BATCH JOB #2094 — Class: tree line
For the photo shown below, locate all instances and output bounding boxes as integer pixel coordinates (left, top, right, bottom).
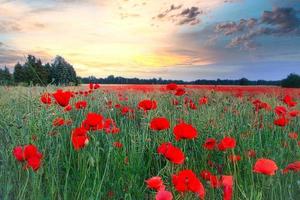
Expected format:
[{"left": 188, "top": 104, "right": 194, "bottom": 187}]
[
  {"left": 0, "top": 55, "right": 299, "bottom": 87},
  {"left": 0, "top": 55, "right": 78, "bottom": 86},
  {"left": 80, "top": 74, "right": 300, "bottom": 88}
]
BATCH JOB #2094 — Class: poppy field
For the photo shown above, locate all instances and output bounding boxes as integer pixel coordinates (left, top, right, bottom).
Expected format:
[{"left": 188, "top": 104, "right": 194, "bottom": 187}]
[{"left": 0, "top": 84, "right": 300, "bottom": 200}]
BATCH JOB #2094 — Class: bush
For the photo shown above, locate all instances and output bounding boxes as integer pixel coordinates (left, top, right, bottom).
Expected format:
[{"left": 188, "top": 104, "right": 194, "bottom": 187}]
[{"left": 281, "top": 73, "right": 300, "bottom": 88}]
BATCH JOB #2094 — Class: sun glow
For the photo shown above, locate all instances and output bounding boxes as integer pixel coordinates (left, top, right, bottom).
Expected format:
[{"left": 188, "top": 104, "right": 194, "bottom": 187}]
[{"left": 0, "top": 0, "right": 227, "bottom": 77}]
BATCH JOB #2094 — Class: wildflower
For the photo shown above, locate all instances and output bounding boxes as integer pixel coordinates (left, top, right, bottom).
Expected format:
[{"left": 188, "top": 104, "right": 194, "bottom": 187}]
[
  {"left": 157, "top": 142, "right": 185, "bottom": 164},
  {"left": 172, "top": 169, "right": 205, "bottom": 199},
  {"left": 150, "top": 117, "right": 170, "bottom": 131},
  {"left": 253, "top": 158, "right": 278, "bottom": 176},
  {"left": 218, "top": 137, "right": 236, "bottom": 151},
  {"left": 145, "top": 176, "right": 165, "bottom": 191},
  {"left": 40, "top": 93, "right": 51, "bottom": 105},
  {"left": 173, "top": 122, "right": 197, "bottom": 140},
  {"left": 71, "top": 127, "right": 89, "bottom": 150},
  {"left": 138, "top": 99, "right": 157, "bottom": 111},
  {"left": 203, "top": 138, "right": 216, "bottom": 150},
  {"left": 53, "top": 89, "right": 71, "bottom": 107}
]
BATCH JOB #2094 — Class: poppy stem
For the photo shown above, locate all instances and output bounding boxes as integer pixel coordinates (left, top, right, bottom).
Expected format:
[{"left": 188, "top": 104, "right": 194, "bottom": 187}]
[
  {"left": 18, "top": 169, "right": 29, "bottom": 199},
  {"left": 96, "top": 141, "right": 112, "bottom": 198}
]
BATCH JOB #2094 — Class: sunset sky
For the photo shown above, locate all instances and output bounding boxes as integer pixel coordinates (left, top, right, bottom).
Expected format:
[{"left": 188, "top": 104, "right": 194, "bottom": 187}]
[{"left": 0, "top": 0, "right": 300, "bottom": 80}]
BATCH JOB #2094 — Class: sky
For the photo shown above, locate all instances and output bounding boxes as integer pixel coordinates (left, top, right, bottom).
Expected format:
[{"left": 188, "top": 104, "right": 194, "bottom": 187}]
[{"left": 0, "top": 0, "right": 300, "bottom": 81}]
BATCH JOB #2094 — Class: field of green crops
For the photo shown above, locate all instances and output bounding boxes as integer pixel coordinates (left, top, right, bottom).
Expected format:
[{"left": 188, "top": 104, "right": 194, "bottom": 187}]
[{"left": 0, "top": 85, "right": 299, "bottom": 200}]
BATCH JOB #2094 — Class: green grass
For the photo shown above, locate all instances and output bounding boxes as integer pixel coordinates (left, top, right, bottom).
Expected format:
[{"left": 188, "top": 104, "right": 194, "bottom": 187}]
[{"left": 0, "top": 86, "right": 299, "bottom": 200}]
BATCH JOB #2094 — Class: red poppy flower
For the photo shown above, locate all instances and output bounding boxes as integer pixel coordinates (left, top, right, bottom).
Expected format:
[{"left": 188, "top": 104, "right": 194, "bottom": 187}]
[
  {"left": 89, "top": 83, "right": 100, "bottom": 90},
  {"left": 113, "top": 141, "right": 123, "bottom": 148},
  {"left": 247, "top": 149, "right": 256, "bottom": 158},
  {"left": 157, "top": 142, "right": 185, "bottom": 164},
  {"left": 75, "top": 101, "right": 87, "bottom": 109},
  {"left": 199, "top": 97, "right": 208, "bottom": 105},
  {"left": 221, "top": 175, "right": 233, "bottom": 200},
  {"left": 173, "top": 122, "right": 198, "bottom": 141},
  {"left": 94, "top": 83, "right": 100, "bottom": 89},
  {"left": 209, "top": 175, "right": 221, "bottom": 188},
  {"left": 106, "top": 126, "right": 120, "bottom": 134},
  {"left": 24, "top": 144, "right": 39, "bottom": 160},
  {"left": 274, "top": 106, "right": 287, "bottom": 116},
  {"left": 89, "top": 83, "right": 94, "bottom": 90},
  {"left": 103, "top": 118, "right": 120, "bottom": 134},
  {"left": 252, "top": 99, "right": 271, "bottom": 111},
  {"left": 71, "top": 127, "right": 89, "bottom": 150},
  {"left": 200, "top": 170, "right": 212, "bottom": 181},
  {"left": 145, "top": 176, "right": 165, "bottom": 191},
  {"left": 283, "top": 95, "right": 297, "bottom": 107},
  {"left": 289, "top": 110, "right": 299, "bottom": 117},
  {"left": 172, "top": 169, "right": 205, "bottom": 199},
  {"left": 288, "top": 132, "right": 298, "bottom": 140},
  {"left": 155, "top": 189, "right": 173, "bottom": 200},
  {"left": 150, "top": 117, "right": 170, "bottom": 131},
  {"left": 53, "top": 89, "right": 71, "bottom": 107},
  {"left": 217, "top": 137, "right": 236, "bottom": 151},
  {"left": 282, "top": 161, "right": 300, "bottom": 174},
  {"left": 13, "top": 144, "right": 43, "bottom": 171},
  {"left": 64, "top": 105, "right": 72, "bottom": 112},
  {"left": 120, "top": 106, "right": 134, "bottom": 115},
  {"left": 13, "top": 146, "right": 25, "bottom": 161},
  {"left": 53, "top": 117, "right": 65, "bottom": 126},
  {"left": 166, "top": 83, "right": 178, "bottom": 90},
  {"left": 40, "top": 93, "right": 51, "bottom": 105},
  {"left": 253, "top": 158, "right": 278, "bottom": 176},
  {"left": 203, "top": 138, "right": 216, "bottom": 150},
  {"left": 174, "top": 88, "right": 185, "bottom": 96},
  {"left": 106, "top": 100, "right": 113, "bottom": 108},
  {"left": 85, "top": 112, "right": 103, "bottom": 128},
  {"left": 189, "top": 102, "right": 197, "bottom": 110},
  {"left": 26, "top": 156, "right": 42, "bottom": 171},
  {"left": 274, "top": 117, "right": 289, "bottom": 127},
  {"left": 138, "top": 99, "right": 157, "bottom": 111},
  {"left": 172, "top": 99, "right": 179, "bottom": 106},
  {"left": 228, "top": 154, "right": 241, "bottom": 163}
]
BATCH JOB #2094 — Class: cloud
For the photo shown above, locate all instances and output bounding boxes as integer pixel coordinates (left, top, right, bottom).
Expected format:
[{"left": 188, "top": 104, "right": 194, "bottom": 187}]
[
  {"left": 261, "top": 7, "right": 300, "bottom": 33},
  {"left": 155, "top": 5, "right": 203, "bottom": 25},
  {"left": 0, "top": 46, "right": 51, "bottom": 68},
  {"left": 119, "top": 13, "right": 140, "bottom": 19},
  {"left": 177, "top": 7, "right": 203, "bottom": 25},
  {"left": 0, "top": 20, "right": 22, "bottom": 33},
  {"left": 215, "top": 7, "right": 300, "bottom": 49},
  {"left": 156, "top": 4, "right": 183, "bottom": 18},
  {"left": 215, "top": 18, "right": 257, "bottom": 35}
]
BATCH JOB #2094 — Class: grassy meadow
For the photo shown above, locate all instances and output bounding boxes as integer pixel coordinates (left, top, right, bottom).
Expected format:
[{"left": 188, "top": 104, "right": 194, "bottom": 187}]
[{"left": 0, "top": 85, "right": 299, "bottom": 200}]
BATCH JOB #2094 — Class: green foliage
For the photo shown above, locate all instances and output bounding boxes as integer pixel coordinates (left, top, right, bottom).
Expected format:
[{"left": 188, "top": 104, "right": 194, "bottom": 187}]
[
  {"left": 13, "top": 55, "right": 50, "bottom": 86},
  {"left": 0, "top": 66, "right": 12, "bottom": 85},
  {"left": 51, "top": 56, "right": 78, "bottom": 85},
  {"left": 12, "top": 55, "right": 77, "bottom": 86},
  {"left": 281, "top": 73, "right": 300, "bottom": 88},
  {"left": 13, "top": 63, "right": 24, "bottom": 83},
  {"left": 239, "top": 77, "right": 250, "bottom": 85}
]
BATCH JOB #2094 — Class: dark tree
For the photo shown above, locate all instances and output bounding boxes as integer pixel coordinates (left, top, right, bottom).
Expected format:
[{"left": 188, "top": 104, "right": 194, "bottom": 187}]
[
  {"left": 281, "top": 73, "right": 300, "bottom": 88},
  {"left": 51, "top": 56, "right": 78, "bottom": 85},
  {"left": 44, "top": 63, "right": 52, "bottom": 84},
  {"left": 0, "top": 66, "right": 12, "bottom": 85},
  {"left": 13, "top": 63, "right": 25, "bottom": 83},
  {"left": 239, "top": 78, "right": 250, "bottom": 86},
  {"left": 23, "top": 55, "right": 49, "bottom": 85}
]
